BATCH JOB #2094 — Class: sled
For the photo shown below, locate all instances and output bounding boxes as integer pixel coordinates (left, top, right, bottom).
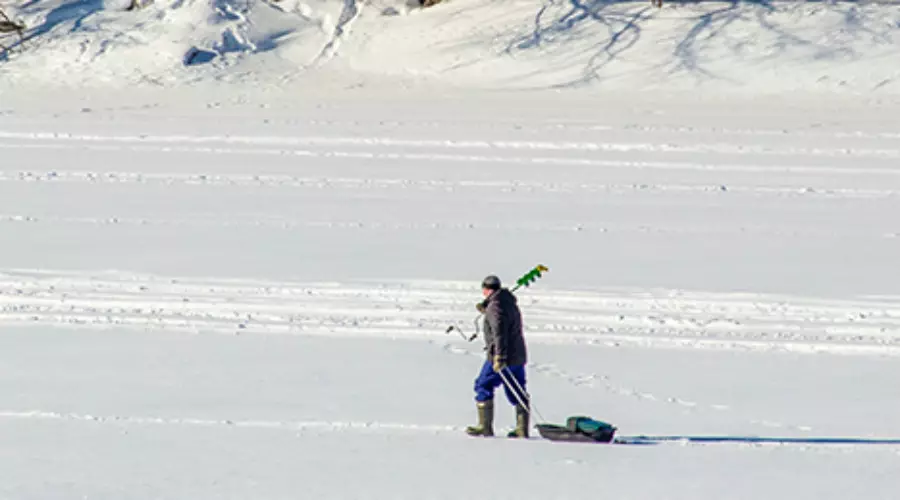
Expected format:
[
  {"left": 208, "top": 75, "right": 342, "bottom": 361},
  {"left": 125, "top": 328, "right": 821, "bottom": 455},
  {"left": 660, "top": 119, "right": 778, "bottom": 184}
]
[{"left": 536, "top": 416, "right": 617, "bottom": 443}]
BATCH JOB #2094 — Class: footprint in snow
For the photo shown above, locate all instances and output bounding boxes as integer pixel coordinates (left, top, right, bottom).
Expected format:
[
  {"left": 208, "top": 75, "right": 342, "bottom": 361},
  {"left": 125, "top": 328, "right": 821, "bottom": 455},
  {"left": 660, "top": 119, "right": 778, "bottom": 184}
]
[{"left": 667, "top": 397, "right": 697, "bottom": 407}]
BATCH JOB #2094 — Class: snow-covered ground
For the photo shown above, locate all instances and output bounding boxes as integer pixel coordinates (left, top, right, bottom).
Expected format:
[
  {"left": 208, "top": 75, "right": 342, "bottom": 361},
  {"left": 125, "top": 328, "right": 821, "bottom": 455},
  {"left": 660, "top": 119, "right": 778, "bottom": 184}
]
[
  {"left": 2, "top": 0, "right": 900, "bottom": 498},
  {"left": 2, "top": 92, "right": 900, "bottom": 499}
]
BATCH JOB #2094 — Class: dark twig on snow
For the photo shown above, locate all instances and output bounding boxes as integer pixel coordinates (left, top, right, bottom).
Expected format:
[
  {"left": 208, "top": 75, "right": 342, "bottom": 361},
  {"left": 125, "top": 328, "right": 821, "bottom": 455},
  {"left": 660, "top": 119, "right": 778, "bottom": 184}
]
[
  {"left": 126, "top": 0, "right": 154, "bottom": 11},
  {"left": 0, "top": 9, "right": 25, "bottom": 34},
  {"left": 0, "top": 7, "right": 26, "bottom": 55}
]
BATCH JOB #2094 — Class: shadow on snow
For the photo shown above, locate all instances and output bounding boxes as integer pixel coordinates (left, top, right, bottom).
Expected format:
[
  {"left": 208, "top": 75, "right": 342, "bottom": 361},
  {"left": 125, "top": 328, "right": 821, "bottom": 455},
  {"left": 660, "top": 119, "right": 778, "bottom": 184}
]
[
  {"left": 619, "top": 435, "right": 900, "bottom": 445},
  {"left": 499, "top": 0, "right": 898, "bottom": 88}
]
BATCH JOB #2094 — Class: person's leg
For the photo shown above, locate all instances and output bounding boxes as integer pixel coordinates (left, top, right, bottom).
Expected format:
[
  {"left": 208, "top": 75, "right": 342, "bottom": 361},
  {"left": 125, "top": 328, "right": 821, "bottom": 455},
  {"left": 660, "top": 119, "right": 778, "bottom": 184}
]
[
  {"left": 466, "top": 359, "right": 501, "bottom": 436},
  {"left": 501, "top": 365, "right": 529, "bottom": 438},
  {"left": 474, "top": 358, "right": 503, "bottom": 402}
]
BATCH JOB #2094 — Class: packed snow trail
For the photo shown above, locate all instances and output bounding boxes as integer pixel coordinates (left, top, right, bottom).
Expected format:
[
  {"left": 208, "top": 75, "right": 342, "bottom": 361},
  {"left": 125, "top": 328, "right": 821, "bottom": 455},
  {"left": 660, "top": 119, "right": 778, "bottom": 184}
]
[{"left": 2, "top": 269, "right": 900, "bottom": 354}]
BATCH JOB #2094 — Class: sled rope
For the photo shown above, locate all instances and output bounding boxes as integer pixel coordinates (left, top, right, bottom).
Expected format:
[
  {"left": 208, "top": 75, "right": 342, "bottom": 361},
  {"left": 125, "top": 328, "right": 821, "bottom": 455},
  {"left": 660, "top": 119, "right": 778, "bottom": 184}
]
[{"left": 498, "top": 366, "right": 546, "bottom": 424}]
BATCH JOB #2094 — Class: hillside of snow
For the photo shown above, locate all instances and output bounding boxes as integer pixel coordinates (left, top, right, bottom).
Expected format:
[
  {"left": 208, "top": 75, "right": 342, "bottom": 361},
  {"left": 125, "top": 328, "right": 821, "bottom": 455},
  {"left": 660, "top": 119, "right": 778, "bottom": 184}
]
[{"left": 1, "top": 0, "right": 900, "bottom": 93}]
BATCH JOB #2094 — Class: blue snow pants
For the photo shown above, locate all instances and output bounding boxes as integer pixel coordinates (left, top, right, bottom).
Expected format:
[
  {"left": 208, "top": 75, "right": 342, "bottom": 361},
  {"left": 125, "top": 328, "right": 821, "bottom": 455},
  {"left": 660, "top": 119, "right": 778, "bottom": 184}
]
[{"left": 474, "top": 359, "right": 528, "bottom": 406}]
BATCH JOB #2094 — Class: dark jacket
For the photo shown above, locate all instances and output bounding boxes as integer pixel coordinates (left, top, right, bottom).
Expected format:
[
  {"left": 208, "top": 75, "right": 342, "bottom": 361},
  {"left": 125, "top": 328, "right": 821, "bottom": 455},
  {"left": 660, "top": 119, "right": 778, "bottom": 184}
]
[{"left": 482, "top": 288, "right": 527, "bottom": 366}]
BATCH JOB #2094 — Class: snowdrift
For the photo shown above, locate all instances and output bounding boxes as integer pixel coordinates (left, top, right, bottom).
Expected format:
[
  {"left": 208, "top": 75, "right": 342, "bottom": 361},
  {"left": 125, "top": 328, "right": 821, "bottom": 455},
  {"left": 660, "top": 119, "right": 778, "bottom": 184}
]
[{"left": 1, "top": 0, "right": 899, "bottom": 93}]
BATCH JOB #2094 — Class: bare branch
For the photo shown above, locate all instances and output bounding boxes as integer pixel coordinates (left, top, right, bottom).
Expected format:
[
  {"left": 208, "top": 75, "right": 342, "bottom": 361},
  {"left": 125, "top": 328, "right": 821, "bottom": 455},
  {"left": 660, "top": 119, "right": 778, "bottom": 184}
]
[
  {"left": 0, "top": 7, "right": 25, "bottom": 56},
  {"left": 1, "top": 8, "right": 26, "bottom": 33}
]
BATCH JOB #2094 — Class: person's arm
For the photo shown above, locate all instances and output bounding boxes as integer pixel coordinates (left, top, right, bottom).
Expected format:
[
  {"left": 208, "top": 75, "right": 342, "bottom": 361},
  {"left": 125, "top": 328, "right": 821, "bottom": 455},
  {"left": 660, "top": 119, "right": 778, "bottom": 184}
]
[{"left": 485, "top": 301, "right": 507, "bottom": 370}]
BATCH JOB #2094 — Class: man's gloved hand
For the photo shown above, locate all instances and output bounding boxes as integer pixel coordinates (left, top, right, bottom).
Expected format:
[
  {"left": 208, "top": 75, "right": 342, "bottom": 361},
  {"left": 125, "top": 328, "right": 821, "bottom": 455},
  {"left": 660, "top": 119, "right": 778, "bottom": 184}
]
[
  {"left": 476, "top": 302, "right": 486, "bottom": 313},
  {"left": 493, "top": 355, "right": 507, "bottom": 373}
]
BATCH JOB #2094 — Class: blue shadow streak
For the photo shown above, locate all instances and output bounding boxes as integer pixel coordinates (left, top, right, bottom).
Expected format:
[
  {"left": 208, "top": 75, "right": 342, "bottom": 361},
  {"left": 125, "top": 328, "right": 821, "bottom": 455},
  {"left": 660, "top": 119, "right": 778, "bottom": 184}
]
[{"left": 621, "top": 435, "right": 900, "bottom": 445}]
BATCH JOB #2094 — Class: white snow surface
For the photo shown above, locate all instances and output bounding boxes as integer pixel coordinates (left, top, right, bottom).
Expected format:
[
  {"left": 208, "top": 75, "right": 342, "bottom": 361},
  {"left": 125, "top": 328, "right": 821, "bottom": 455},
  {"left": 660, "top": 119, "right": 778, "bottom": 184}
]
[
  {"left": 2, "top": 0, "right": 900, "bottom": 498},
  {"left": 2, "top": 91, "right": 900, "bottom": 499},
  {"left": 1, "top": 0, "right": 900, "bottom": 93}
]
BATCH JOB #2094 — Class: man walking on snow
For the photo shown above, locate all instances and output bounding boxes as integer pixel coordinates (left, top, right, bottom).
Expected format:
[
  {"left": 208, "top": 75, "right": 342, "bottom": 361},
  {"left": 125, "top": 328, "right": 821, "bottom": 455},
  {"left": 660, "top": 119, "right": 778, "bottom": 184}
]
[{"left": 466, "top": 275, "right": 530, "bottom": 438}]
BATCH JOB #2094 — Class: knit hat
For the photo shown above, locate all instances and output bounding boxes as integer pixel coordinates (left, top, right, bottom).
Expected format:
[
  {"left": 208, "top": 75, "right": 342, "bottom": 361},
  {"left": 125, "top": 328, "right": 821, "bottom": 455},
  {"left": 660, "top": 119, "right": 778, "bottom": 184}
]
[{"left": 481, "top": 275, "right": 501, "bottom": 290}]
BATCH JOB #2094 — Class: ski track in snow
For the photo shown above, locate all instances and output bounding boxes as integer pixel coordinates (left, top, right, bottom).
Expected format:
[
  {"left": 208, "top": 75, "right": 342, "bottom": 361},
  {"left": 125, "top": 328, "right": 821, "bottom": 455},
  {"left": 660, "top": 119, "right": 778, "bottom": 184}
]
[
  {"left": 2, "top": 129, "right": 900, "bottom": 161},
  {"left": 2, "top": 269, "right": 899, "bottom": 354},
  {"left": 2, "top": 129, "right": 900, "bottom": 209},
  {"left": 0, "top": 170, "right": 897, "bottom": 203},
  {"left": 0, "top": 410, "right": 459, "bottom": 435},
  {"left": 4, "top": 212, "right": 893, "bottom": 239},
  {"left": 4, "top": 408, "right": 898, "bottom": 450}
]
